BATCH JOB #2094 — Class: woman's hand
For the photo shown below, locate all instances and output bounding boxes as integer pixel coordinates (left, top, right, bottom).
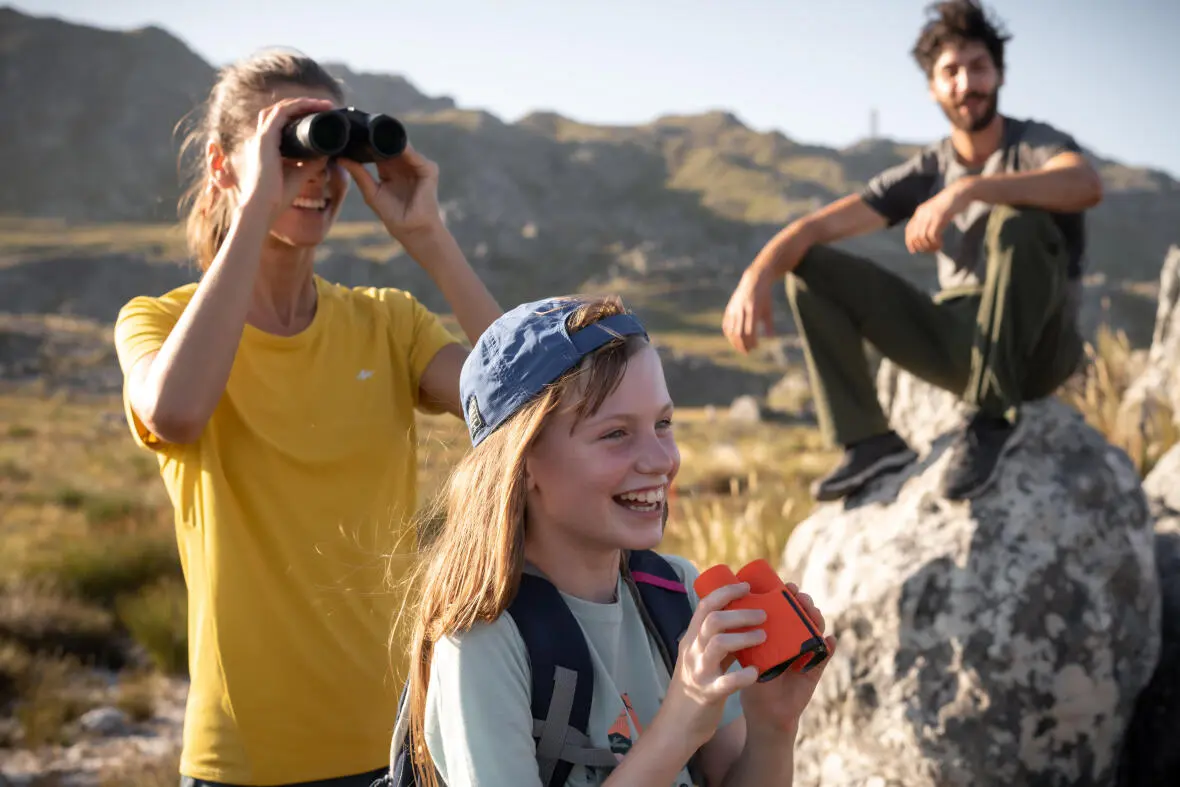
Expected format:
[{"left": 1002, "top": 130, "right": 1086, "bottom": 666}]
[
  {"left": 231, "top": 97, "right": 338, "bottom": 223},
  {"left": 738, "top": 583, "right": 835, "bottom": 740},
  {"left": 657, "top": 582, "right": 766, "bottom": 750},
  {"left": 340, "top": 144, "right": 444, "bottom": 245}
]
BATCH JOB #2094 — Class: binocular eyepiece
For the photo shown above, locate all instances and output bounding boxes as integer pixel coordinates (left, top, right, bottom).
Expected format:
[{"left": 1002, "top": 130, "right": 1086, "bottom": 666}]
[
  {"left": 280, "top": 107, "right": 408, "bottom": 163},
  {"left": 694, "top": 559, "right": 829, "bottom": 682}
]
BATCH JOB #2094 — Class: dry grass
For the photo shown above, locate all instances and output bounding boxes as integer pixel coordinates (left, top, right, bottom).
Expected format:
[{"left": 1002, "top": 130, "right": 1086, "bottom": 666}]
[
  {"left": 1059, "top": 323, "right": 1179, "bottom": 476},
  {"left": 660, "top": 411, "right": 834, "bottom": 570},
  {"left": 97, "top": 751, "right": 182, "bottom": 787},
  {"left": 0, "top": 216, "right": 395, "bottom": 267},
  {"left": 1, "top": 315, "right": 1173, "bottom": 760},
  {"left": 114, "top": 669, "right": 158, "bottom": 723},
  {"left": 0, "top": 384, "right": 832, "bottom": 755},
  {"left": 12, "top": 654, "right": 100, "bottom": 749},
  {"left": 116, "top": 579, "right": 188, "bottom": 675}
]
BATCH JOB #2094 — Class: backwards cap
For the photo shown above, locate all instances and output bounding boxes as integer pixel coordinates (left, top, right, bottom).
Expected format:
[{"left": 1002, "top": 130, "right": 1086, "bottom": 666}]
[{"left": 459, "top": 297, "right": 648, "bottom": 447}]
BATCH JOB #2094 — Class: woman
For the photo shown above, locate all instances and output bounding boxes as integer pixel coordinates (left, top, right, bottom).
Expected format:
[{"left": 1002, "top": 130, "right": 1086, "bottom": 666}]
[
  {"left": 403, "top": 295, "right": 835, "bottom": 786},
  {"left": 113, "top": 49, "right": 501, "bottom": 786}
]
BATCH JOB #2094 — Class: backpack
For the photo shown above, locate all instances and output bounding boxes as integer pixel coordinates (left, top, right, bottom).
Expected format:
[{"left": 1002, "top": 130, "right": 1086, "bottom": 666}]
[{"left": 377, "top": 549, "right": 704, "bottom": 787}]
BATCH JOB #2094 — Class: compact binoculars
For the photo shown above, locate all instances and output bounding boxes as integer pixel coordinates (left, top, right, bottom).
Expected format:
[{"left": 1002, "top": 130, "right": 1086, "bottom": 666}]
[
  {"left": 694, "top": 559, "right": 829, "bottom": 681},
  {"left": 280, "top": 107, "right": 408, "bottom": 162}
]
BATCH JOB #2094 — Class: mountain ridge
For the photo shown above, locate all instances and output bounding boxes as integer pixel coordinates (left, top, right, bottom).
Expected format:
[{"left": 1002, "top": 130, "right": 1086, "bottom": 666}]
[{"left": 1, "top": 4, "right": 1177, "bottom": 373}]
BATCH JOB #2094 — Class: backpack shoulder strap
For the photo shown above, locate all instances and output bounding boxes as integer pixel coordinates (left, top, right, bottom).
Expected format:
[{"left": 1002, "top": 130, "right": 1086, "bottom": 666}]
[
  {"left": 383, "top": 680, "right": 431, "bottom": 787},
  {"left": 623, "top": 550, "right": 706, "bottom": 787},
  {"left": 508, "top": 568, "right": 618, "bottom": 787},
  {"left": 625, "top": 550, "right": 693, "bottom": 667}
]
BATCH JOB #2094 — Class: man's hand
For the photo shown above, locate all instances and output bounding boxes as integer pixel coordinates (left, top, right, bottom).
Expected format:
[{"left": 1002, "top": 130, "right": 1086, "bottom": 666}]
[
  {"left": 905, "top": 179, "right": 974, "bottom": 254},
  {"left": 722, "top": 267, "right": 776, "bottom": 354}
]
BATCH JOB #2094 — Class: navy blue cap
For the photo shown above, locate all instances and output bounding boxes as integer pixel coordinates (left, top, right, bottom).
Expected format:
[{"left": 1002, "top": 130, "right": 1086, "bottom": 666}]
[{"left": 460, "top": 298, "right": 648, "bottom": 447}]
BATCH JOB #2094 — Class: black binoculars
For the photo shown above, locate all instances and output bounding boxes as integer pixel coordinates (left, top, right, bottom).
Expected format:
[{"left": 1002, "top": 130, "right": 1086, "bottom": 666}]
[{"left": 280, "top": 107, "right": 408, "bottom": 162}]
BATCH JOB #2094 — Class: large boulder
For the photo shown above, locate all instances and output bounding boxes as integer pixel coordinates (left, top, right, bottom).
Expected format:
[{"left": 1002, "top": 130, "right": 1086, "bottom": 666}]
[
  {"left": 782, "top": 373, "right": 1162, "bottom": 786},
  {"left": 1108, "top": 246, "right": 1180, "bottom": 786},
  {"left": 1115, "top": 444, "right": 1180, "bottom": 785}
]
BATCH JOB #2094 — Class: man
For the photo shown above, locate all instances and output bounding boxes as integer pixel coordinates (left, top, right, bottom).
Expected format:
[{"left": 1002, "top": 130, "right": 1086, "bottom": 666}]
[{"left": 722, "top": 0, "right": 1103, "bottom": 502}]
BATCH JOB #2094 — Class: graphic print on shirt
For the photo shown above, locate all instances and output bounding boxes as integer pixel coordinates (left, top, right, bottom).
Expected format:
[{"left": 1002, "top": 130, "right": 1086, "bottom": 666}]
[
  {"left": 607, "top": 693, "right": 642, "bottom": 760},
  {"left": 586, "top": 692, "right": 690, "bottom": 787}
]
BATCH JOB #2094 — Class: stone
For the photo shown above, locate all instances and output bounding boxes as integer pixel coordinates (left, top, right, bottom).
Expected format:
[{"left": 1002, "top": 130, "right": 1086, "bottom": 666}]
[
  {"left": 782, "top": 377, "right": 1162, "bottom": 786},
  {"left": 1115, "top": 529, "right": 1180, "bottom": 786},
  {"left": 728, "top": 394, "right": 762, "bottom": 424},
  {"left": 1115, "top": 443, "right": 1180, "bottom": 785},
  {"left": 77, "top": 706, "right": 128, "bottom": 737}
]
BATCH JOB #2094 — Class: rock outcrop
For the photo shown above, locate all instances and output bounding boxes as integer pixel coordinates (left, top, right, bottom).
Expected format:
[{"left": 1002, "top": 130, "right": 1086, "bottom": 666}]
[
  {"left": 1144, "top": 445, "right": 1180, "bottom": 535},
  {"left": 1111, "top": 245, "right": 1180, "bottom": 784},
  {"left": 1116, "top": 466, "right": 1180, "bottom": 785},
  {"left": 1117, "top": 245, "right": 1180, "bottom": 438},
  {"left": 781, "top": 372, "right": 1162, "bottom": 786}
]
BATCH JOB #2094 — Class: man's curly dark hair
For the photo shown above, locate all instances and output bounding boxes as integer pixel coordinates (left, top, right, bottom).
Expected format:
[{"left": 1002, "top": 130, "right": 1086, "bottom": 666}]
[{"left": 911, "top": 0, "right": 1012, "bottom": 78}]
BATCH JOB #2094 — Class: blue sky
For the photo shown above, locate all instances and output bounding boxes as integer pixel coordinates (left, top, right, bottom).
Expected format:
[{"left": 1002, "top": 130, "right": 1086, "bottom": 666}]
[{"left": 17, "top": 0, "right": 1180, "bottom": 178}]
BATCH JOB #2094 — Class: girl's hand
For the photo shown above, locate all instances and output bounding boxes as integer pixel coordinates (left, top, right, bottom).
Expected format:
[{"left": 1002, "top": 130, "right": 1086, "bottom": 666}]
[
  {"left": 658, "top": 582, "right": 767, "bottom": 749},
  {"left": 340, "top": 144, "right": 444, "bottom": 246},
  {"left": 738, "top": 583, "right": 835, "bottom": 739},
  {"left": 232, "top": 97, "right": 338, "bottom": 223}
]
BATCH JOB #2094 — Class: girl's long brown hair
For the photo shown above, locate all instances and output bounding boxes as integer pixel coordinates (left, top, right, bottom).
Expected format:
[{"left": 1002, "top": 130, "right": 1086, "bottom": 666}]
[
  {"left": 402, "top": 294, "right": 649, "bottom": 785},
  {"left": 175, "top": 48, "right": 343, "bottom": 271}
]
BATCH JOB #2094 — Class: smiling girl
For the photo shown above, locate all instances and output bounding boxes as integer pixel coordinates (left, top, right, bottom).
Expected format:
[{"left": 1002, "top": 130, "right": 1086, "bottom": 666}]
[{"left": 400, "top": 295, "right": 834, "bottom": 786}]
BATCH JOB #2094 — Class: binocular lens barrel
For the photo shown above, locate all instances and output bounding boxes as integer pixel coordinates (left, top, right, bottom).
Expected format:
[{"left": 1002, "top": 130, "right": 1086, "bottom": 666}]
[
  {"left": 279, "top": 108, "right": 408, "bottom": 162},
  {"left": 280, "top": 112, "right": 349, "bottom": 159},
  {"left": 366, "top": 114, "right": 408, "bottom": 159}
]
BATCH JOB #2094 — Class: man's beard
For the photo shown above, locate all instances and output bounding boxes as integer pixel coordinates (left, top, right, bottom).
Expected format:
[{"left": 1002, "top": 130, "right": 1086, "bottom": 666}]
[{"left": 941, "top": 89, "right": 999, "bottom": 132}]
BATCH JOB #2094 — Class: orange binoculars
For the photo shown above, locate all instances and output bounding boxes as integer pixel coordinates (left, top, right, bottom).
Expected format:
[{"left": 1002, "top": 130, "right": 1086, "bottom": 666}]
[{"left": 694, "top": 559, "right": 829, "bottom": 681}]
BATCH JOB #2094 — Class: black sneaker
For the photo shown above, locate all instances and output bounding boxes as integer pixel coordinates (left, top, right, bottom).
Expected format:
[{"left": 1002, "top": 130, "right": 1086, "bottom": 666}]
[
  {"left": 811, "top": 431, "right": 918, "bottom": 502},
  {"left": 942, "top": 410, "right": 1027, "bottom": 500}
]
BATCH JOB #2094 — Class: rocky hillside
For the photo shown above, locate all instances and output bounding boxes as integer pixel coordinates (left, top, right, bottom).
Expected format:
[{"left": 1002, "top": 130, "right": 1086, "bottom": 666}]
[{"left": 1, "top": 5, "right": 1178, "bottom": 403}]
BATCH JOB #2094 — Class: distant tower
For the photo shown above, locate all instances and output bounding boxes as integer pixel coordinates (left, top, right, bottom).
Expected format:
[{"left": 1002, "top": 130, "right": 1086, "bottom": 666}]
[{"left": 870, "top": 108, "right": 879, "bottom": 140}]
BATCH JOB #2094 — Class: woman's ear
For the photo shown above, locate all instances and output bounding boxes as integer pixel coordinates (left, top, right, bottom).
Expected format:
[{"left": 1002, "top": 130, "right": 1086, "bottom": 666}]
[{"left": 207, "top": 140, "right": 235, "bottom": 191}]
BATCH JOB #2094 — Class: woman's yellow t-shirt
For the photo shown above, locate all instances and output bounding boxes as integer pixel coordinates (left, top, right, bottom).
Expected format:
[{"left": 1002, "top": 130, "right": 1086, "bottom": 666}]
[{"left": 113, "top": 275, "right": 459, "bottom": 785}]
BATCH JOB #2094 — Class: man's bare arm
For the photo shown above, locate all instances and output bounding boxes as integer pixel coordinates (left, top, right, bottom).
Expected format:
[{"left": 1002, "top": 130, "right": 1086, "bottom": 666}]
[
  {"left": 722, "top": 195, "right": 887, "bottom": 353},
  {"left": 958, "top": 152, "right": 1103, "bottom": 213},
  {"left": 756, "top": 194, "right": 889, "bottom": 278}
]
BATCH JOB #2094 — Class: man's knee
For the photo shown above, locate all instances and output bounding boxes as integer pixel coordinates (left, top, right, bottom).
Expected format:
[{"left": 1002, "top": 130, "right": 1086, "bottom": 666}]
[
  {"left": 986, "top": 205, "right": 1065, "bottom": 258},
  {"left": 786, "top": 245, "right": 828, "bottom": 305},
  {"left": 789, "top": 244, "right": 869, "bottom": 295},
  {"left": 796, "top": 243, "right": 847, "bottom": 273}
]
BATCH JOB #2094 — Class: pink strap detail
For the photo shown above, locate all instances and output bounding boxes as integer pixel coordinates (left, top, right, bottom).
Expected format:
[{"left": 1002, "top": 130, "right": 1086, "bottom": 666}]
[{"left": 632, "top": 571, "right": 687, "bottom": 593}]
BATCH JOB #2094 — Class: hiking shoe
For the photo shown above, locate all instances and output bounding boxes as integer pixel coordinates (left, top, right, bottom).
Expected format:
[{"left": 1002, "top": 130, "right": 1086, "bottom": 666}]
[
  {"left": 941, "top": 410, "right": 1027, "bottom": 501},
  {"left": 811, "top": 431, "right": 917, "bottom": 502}
]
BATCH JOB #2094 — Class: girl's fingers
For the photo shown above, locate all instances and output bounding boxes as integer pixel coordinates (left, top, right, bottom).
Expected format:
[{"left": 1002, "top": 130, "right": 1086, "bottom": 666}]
[
  {"left": 785, "top": 583, "right": 826, "bottom": 634},
  {"left": 710, "top": 664, "right": 759, "bottom": 696},
  {"left": 698, "top": 607, "right": 767, "bottom": 642},
  {"left": 702, "top": 630, "right": 765, "bottom": 668},
  {"left": 681, "top": 582, "right": 750, "bottom": 646}
]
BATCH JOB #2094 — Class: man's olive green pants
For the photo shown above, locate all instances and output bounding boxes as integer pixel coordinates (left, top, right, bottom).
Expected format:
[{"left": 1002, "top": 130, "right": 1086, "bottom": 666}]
[{"left": 786, "top": 206, "right": 1085, "bottom": 447}]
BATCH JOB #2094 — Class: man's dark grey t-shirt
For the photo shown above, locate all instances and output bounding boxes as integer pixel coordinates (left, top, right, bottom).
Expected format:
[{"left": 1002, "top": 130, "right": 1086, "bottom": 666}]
[{"left": 859, "top": 116, "right": 1086, "bottom": 293}]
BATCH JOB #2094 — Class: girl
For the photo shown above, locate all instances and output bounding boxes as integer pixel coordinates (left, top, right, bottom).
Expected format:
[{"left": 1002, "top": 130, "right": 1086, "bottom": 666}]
[
  {"left": 403, "top": 295, "right": 835, "bottom": 786},
  {"left": 113, "top": 50, "right": 500, "bottom": 786}
]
